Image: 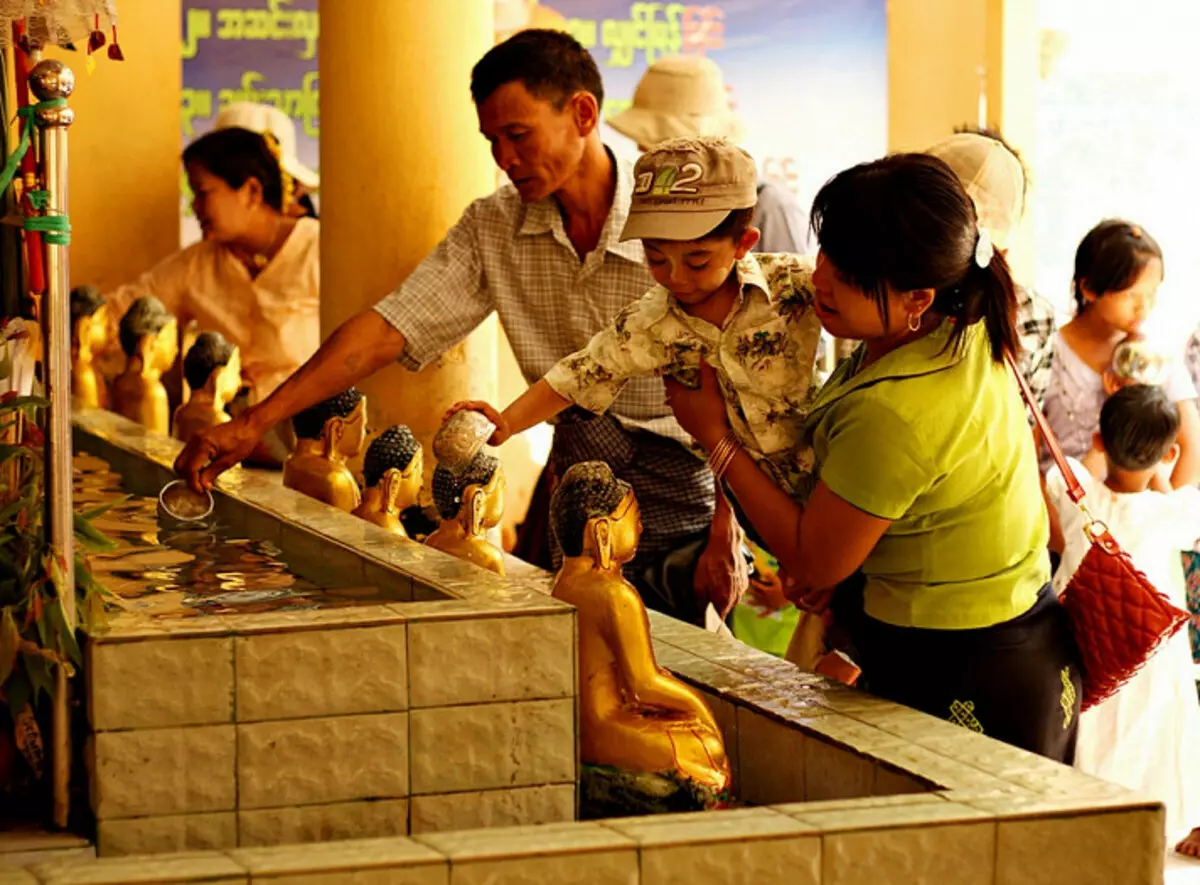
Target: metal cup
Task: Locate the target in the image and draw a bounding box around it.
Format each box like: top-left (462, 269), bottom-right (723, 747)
top-left (433, 410), bottom-right (495, 474)
top-left (158, 479), bottom-right (215, 524)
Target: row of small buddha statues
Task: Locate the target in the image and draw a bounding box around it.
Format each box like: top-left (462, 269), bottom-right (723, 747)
top-left (71, 288), bottom-right (732, 814)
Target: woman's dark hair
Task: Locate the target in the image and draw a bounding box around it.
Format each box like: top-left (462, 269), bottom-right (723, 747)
top-left (1100, 384), bottom-right (1180, 471)
top-left (1072, 220), bottom-right (1163, 313)
top-left (118, 295), bottom-right (172, 357)
top-left (183, 127), bottom-right (285, 212)
top-left (471, 29), bottom-right (603, 111)
top-left (431, 453), bottom-right (500, 520)
top-left (810, 153), bottom-right (1019, 363)
top-left (183, 331), bottom-right (235, 392)
top-left (292, 387), bottom-right (363, 440)
top-left (362, 425), bottom-right (420, 488)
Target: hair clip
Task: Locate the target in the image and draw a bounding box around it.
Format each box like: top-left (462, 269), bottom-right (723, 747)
top-left (974, 228), bottom-right (994, 269)
top-left (1129, 225), bottom-right (1143, 239)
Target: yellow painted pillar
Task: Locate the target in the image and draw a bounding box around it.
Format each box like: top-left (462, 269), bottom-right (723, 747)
top-left (319, 0), bottom-right (498, 490)
top-left (46, 0), bottom-right (182, 290)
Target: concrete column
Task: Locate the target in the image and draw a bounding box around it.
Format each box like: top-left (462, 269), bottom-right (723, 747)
top-left (319, 0), bottom-right (498, 490)
top-left (46, 0), bottom-right (182, 289)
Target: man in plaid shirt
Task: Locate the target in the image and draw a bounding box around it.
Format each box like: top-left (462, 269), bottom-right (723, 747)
top-left (176, 30), bottom-right (743, 622)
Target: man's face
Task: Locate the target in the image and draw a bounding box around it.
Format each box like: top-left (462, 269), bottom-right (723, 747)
top-left (478, 81), bottom-right (591, 203)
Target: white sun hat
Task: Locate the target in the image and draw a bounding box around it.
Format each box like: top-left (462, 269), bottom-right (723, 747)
top-left (214, 102), bottom-right (319, 190)
top-left (927, 132), bottom-right (1025, 251)
top-left (609, 55), bottom-right (744, 149)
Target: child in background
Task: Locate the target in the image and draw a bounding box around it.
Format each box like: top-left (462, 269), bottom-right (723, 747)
top-left (1045, 384), bottom-right (1200, 856)
top-left (1044, 220), bottom-right (1200, 487)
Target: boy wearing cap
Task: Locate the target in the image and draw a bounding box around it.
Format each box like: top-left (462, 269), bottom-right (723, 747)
top-left (452, 136), bottom-right (822, 502)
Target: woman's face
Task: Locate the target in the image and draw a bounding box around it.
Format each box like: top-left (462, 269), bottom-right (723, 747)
top-left (187, 163), bottom-right (258, 244)
top-left (1081, 258), bottom-right (1163, 335)
top-left (811, 250), bottom-right (914, 341)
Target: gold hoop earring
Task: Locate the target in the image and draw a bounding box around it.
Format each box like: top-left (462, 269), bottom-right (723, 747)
top-left (907, 312), bottom-right (922, 333)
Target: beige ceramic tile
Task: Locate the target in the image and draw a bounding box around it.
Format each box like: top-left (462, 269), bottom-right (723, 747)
top-left (958, 788), bottom-right (1159, 819)
top-left (417, 821), bottom-right (634, 860)
top-left (407, 614), bottom-right (574, 707)
top-left (361, 558), bottom-right (414, 602)
top-left (246, 866), bottom-right (430, 884)
top-left (90, 638), bottom-right (233, 730)
top-left (450, 852), bottom-right (636, 885)
top-left (698, 690), bottom-right (739, 785)
top-left (772, 793), bottom-right (947, 816)
top-left (97, 812), bottom-right (236, 856)
top-left (606, 807), bottom-right (817, 845)
top-left (235, 624), bottom-right (407, 721)
top-left (93, 726), bottom-right (236, 818)
top-left (792, 799), bottom-right (989, 832)
top-left (279, 524), bottom-right (366, 586)
top-left (409, 699), bottom-right (574, 795)
top-left (735, 706), bottom-right (805, 806)
top-left (222, 605), bottom-right (405, 635)
top-left (823, 821), bottom-right (996, 885)
top-left (94, 612), bottom-right (232, 643)
top-left (804, 737), bottom-right (875, 802)
top-left (996, 809), bottom-right (1165, 885)
top-left (237, 800), bottom-right (409, 847)
top-left (32, 851), bottom-right (246, 884)
top-left (409, 784), bottom-right (575, 834)
top-left (640, 837), bottom-right (821, 885)
top-left (872, 763), bottom-right (934, 797)
top-left (0, 873), bottom-right (37, 884)
top-left (803, 711), bottom-right (911, 757)
top-left (238, 713), bottom-right (409, 808)
top-left (231, 836), bottom-right (444, 876)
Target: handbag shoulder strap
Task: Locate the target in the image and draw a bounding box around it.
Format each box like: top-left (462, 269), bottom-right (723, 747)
top-left (1004, 352), bottom-right (1086, 505)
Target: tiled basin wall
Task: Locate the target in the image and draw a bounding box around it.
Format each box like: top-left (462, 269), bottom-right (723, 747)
top-left (66, 411), bottom-right (1168, 884)
top-left (75, 415), bottom-right (579, 856)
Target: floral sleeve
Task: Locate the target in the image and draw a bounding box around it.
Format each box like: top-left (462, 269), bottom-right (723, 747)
top-left (543, 292), bottom-right (673, 415)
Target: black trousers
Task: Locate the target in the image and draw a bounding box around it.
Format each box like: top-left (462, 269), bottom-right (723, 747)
top-left (836, 579), bottom-right (1083, 764)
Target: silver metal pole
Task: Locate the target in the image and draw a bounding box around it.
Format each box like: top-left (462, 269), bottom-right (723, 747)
top-left (29, 59), bottom-right (75, 625)
top-left (28, 58), bottom-right (75, 831)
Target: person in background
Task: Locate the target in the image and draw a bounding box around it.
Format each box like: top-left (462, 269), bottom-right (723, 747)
top-left (101, 127), bottom-right (319, 405)
top-left (176, 30), bottom-right (746, 626)
top-left (1044, 384), bottom-right (1200, 856)
top-left (1044, 220), bottom-right (1200, 487)
top-left (608, 54), bottom-right (810, 255)
top-left (928, 128), bottom-right (1057, 410)
top-left (664, 153), bottom-right (1082, 762)
top-left (214, 102), bottom-right (320, 219)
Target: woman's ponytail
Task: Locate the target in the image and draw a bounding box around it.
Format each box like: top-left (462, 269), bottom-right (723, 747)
top-left (934, 233), bottom-right (1020, 364)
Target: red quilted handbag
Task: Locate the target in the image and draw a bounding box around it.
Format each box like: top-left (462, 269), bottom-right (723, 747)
top-left (1008, 355), bottom-right (1190, 711)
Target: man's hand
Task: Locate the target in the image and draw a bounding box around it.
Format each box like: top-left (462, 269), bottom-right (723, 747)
top-left (175, 411), bottom-right (267, 493)
top-left (444, 400), bottom-right (512, 446)
top-left (693, 486), bottom-right (748, 622)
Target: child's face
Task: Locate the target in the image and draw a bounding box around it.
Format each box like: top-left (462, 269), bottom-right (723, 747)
top-left (1081, 259), bottom-right (1163, 334)
top-left (643, 228), bottom-right (758, 307)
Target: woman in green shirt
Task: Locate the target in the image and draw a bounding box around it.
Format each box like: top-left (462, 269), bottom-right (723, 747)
top-left (666, 154), bottom-right (1082, 762)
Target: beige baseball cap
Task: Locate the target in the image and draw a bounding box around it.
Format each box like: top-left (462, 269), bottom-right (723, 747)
top-left (621, 136), bottom-right (758, 242)
top-left (926, 132), bottom-right (1024, 250)
top-left (214, 102), bottom-right (320, 190)
top-left (609, 55), bottom-right (745, 147)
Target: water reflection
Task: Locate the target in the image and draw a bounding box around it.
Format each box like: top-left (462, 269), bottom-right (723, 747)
top-left (75, 453), bottom-right (387, 617)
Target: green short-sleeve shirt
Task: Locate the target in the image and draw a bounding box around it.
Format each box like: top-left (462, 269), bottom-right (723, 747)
top-left (806, 321), bottom-right (1049, 629)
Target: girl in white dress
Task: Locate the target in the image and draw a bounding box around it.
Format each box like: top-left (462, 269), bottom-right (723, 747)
top-left (1045, 384), bottom-right (1200, 856)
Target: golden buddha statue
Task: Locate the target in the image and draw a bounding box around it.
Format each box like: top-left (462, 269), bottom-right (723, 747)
top-left (424, 452), bottom-right (506, 575)
top-left (550, 462), bottom-right (731, 815)
top-left (352, 425), bottom-right (424, 537)
top-left (110, 296), bottom-right (178, 435)
top-left (172, 331), bottom-right (242, 446)
top-left (282, 387), bottom-right (367, 512)
top-left (70, 285), bottom-right (110, 410)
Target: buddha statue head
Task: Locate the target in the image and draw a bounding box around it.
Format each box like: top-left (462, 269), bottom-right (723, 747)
top-left (359, 425), bottom-right (423, 515)
top-left (291, 386), bottom-right (367, 460)
top-left (431, 452), bottom-right (505, 539)
top-left (551, 461), bottom-right (642, 572)
top-left (118, 295), bottom-right (178, 377)
top-left (183, 331), bottom-right (242, 407)
top-left (70, 284), bottom-right (109, 357)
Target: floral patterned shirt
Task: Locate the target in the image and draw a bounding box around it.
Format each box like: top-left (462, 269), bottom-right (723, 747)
top-left (543, 253), bottom-right (823, 500)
